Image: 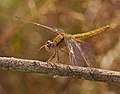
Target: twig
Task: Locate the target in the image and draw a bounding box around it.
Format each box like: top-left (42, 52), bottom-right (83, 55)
top-left (0, 57), bottom-right (119, 85)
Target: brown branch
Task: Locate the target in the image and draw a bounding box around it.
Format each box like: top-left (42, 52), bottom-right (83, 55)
top-left (0, 57), bottom-right (119, 85)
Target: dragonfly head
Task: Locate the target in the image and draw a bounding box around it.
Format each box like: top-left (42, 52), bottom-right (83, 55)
top-left (45, 40), bottom-right (57, 51)
top-left (39, 40), bottom-right (56, 52)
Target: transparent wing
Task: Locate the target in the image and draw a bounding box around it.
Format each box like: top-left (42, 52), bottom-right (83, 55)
top-left (64, 37), bottom-right (95, 67)
top-left (79, 41), bottom-right (95, 67)
top-left (64, 37), bottom-right (85, 66)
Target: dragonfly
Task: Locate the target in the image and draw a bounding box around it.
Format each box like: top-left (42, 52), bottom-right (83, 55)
top-left (16, 16), bottom-right (110, 67)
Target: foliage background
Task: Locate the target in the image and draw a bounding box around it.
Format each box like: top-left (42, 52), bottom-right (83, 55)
top-left (0, 0), bottom-right (120, 94)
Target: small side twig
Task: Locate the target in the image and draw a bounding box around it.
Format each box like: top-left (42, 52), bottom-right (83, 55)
top-left (0, 57), bottom-right (119, 85)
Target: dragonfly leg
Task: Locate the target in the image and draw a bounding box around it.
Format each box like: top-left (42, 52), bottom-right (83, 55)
top-left (56, 49), bottom-right (59, 62)
top-left (47, 51), bottom-right (56, 62)
top-left (59, 48), bottom-right (69, 64)
top-left (59, 48), bottom-right (69, 55)
top-left (56, 48), bottom-right (63, 63)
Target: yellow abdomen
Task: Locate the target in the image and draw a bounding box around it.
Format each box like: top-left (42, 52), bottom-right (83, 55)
top-left (73, 25), bottom-right (110, 39)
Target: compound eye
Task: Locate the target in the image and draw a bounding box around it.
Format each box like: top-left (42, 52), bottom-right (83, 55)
top-left (46, 40), bottom-right (56, 50)
top-left (46, 40), bottom-right (53, 47)
top-left (47, 40), bottom-right (53, 44)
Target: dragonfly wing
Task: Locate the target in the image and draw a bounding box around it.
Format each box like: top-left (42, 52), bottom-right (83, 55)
top-left (79, 41), bottom-right (95, 67)
top-left (64, 37), bottom-right (85, 66)
top-left (64, 37), bottom-right (95, 67)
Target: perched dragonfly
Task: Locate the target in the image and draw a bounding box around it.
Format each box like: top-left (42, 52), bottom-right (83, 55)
top-left (16, 16), bottom-right (110, 67)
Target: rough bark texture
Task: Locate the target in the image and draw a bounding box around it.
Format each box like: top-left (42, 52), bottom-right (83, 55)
top-left (0, 57), bottom-right (119, 85)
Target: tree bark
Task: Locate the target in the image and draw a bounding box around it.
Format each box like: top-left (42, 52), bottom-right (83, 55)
top-left (0, 57), bottom-right (119, 85)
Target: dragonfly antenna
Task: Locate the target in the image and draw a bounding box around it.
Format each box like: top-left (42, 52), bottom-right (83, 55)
top-left (15, 16), bottom-right (59, 34)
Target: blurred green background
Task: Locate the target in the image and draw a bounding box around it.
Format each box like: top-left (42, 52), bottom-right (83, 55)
top-left (0, 0), bottom-right (120, 94)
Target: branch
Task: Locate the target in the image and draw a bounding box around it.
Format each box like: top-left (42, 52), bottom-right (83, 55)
top-left (0, 57), bottom-right (119, 85)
